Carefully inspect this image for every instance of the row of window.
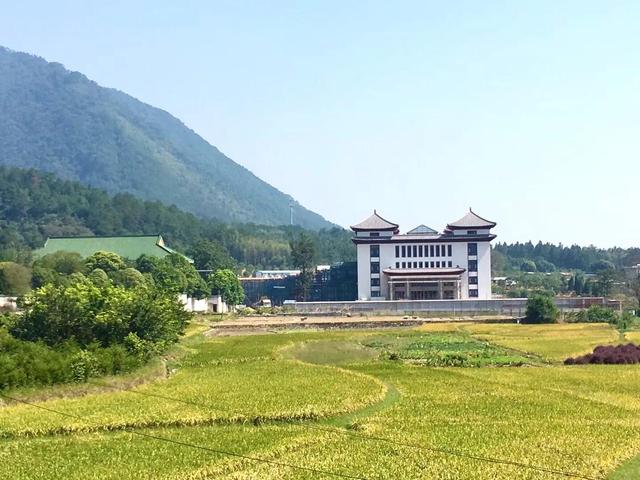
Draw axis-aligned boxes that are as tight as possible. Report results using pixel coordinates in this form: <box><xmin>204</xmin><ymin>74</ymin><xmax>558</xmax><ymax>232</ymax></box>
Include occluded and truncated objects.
<box><xmin>394</xmin><ymin>244</ymin><xmax>452</xmax><ymax>258</ymax></box>
<box><xmin>370</xmin><ymin>243</ymin><xmax>479</xmax><ymax>258</ymax></box>
<box><xmin>395</xmin><ymin>261</ymin><xmax>454</xmax><ymax>269</ymax></box>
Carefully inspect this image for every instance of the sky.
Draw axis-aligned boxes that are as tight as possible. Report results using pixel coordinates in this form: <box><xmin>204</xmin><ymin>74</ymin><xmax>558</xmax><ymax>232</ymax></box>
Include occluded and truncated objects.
<box><xmin>2</xmin><ymin>1</ymin><xmax>639</xmax><ymax>247</ymax></box>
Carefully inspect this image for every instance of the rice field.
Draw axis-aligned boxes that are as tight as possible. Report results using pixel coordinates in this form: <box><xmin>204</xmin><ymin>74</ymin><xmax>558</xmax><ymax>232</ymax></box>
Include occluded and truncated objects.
<box><xmin>2</xmin><ymin>322</ymin><xmax>640</xmax><ymax>479</ymax></box>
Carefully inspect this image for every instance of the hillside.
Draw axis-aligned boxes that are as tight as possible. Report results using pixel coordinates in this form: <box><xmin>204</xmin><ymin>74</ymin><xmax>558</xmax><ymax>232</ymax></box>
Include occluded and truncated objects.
<box><xmin>0</xmin><ymin>166</ymin><xmax>354</xmax><ymax>270</ymax></box>
<box><xmin>0</xmin><ymin>47</ymin><xmax>332</xmax><ymax>229</ymax></box>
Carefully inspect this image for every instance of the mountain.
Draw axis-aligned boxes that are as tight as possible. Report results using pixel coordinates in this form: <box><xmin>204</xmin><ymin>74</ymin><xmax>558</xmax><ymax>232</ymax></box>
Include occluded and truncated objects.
<box><xmin>0</xmin><ymin>47</ymin><xmax>333</xmax><ymax>229</ymax></box>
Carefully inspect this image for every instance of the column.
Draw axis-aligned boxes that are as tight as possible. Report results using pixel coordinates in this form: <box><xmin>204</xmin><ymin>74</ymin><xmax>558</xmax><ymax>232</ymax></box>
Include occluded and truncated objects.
<box><xmin>406</xmin><ymin>281</ymin><xmax>410</xmax><ymax>300</ymax></box>
<box><xmin>438</xmin><ymin>281</ymin><xmax>444</xmax><ymax>300</ymax></box>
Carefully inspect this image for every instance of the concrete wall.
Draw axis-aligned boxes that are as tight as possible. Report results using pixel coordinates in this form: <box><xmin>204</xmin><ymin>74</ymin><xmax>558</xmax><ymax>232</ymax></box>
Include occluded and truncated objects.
<box><xmin>293</xmin><ymin>297</ymin><xmax>613</xmax><ymax>315</ymax></box>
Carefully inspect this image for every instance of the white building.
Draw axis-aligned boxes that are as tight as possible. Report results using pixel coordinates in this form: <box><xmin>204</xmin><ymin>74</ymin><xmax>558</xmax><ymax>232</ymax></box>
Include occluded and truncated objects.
<box><xmin>352</xmin><ymin>209</ymin><xmax>496</xmax><ymax>301</ymax></box>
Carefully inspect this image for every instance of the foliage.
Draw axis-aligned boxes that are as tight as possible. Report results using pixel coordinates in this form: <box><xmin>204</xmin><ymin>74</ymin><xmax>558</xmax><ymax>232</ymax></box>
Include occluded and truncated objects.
<box><xmin>0</xmin><ymin>262</ymin><xmax>31</xmax><ymax>295</ymax></box>
<box><xmin>0</xmin><ymin>329</ymin><xmax>141</xmax><ymax>390</ymax></box>
<box><xmin>12</xmin><ymin>277</ymin><xmax>190</xmax><ymax>349</ymax></box>
<box><xmin>520</xmin><ymin>259</ymin><xmax>537</xmax><ymax>272</ymax></box>
<box><xmin>84</xmin><ymin>251</ymin><xmax>127</xmax><ymax>273</ymax></box>
<box><xmin>524</xmin><ymin>294</ymin><xmax>559</xmax><ymax>324</ymax></box>
<box><xmin>565</xmin><ymin>343</ymin><xmax>640</xmax><ymax>365</ymax></box>
<box><xmin>0</xmin><ymin>165</ymin><xmax>353</xmax><ymax>271</ymax></box>
<box><xmin>290</xmin><ymin>233</ymin><xmax>316</xmax><ymax>301</ymax></box>
<box><xmin>208</xmin><ymin>269</ymin><xmax>244</xmax><ymax>306</ymax></box>
<box><xmin>186</xmin><ymin>239</ymin><xmax>235</xmax><ymax>271</ymax></box>
<box><xmin>571</xmin><ymin>305</ymin><xmax>619</xmax><ymax>324</ymax></box>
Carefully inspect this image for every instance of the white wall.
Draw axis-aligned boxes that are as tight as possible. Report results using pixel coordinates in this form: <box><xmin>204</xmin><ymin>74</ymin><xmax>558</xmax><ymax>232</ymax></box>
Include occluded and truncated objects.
<box><xmin>477</xmin><ymin>242</ymin><xmax>492</xmax><ymax>299</ymax></box>
<box><xmin>356</xmin><ymin>244</ymin><xmax>371</xmax><ymax>300</ymax></box>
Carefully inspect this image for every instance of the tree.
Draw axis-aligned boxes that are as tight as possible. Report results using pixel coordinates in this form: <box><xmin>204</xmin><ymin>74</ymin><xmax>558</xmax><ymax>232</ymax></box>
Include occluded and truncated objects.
<box><xmin>163</xmin><ymin>254</ymin><xmax>209</xmax><ymax>298</ymax></box>
<box><xmin>34</xmin><ymin>251</ymin><xmax>84</xmax><ymax>275</ymax></box>
<box><xmin>85</xmin><ymin>251</ymin><xmax>126</xmax><ymax>273</ymax></box>
<box><xmin>590</xmin><ymin>260</ymin><xmax>615</xmax><ymax>274</ymax></box>
<box><xmin>208</xmin><ymin>269</ymin><xmax>244</xmax><ymax>306</ymax></box>
<box><xmin>520</xmin><ymin>260</ymin><xmax>537</xmax><ymax>272</ymax></box>
<box><xmin>524</xmin><ymin>294</ymin><xmax>558</xmax><ymax>324</ymax></box>
<box><xmin>595</xmin><ymin>268</ymin><xmax>616</xmax><ymax>297</ymax></box>
<box><xmin>290</xmin><ymin>233</ymin><xmax>316</xmax><ymax>301</ymax></box>
<box><xmin>0</xmin><ymin>262</ymin><xmax>31</xmax><ymax>295</ymax></box>
<box><xmin>187</xmin><ymin>240</ymin><xmax>235</xmax><ymax>271</ymax></box>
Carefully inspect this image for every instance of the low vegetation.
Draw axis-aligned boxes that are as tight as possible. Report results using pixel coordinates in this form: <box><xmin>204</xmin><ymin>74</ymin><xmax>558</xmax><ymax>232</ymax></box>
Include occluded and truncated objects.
<box><xmin>565</xmin><ymin>343</ymin><xmax>640</xmax><ymax>365</ymax></box>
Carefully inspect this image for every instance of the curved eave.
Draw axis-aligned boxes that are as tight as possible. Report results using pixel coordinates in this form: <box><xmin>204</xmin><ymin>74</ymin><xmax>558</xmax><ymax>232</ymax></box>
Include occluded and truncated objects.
<box><xmin>445</xmin><ymin>222</ymin><xmax>497</xmax><ymax>231</ymax></box>
<box><xmin>352</xmin><ymin>234</ymin><xmax>497</xmax><ymax>244</ymax></box>
<box><xmin>350</xmin><ymin>226</ymin><xmax>399</xmax><ymax>232</ymax></box>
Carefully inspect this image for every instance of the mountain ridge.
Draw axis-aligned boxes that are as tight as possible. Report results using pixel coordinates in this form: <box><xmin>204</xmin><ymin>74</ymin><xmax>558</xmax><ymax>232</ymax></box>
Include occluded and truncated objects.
<box><xmin>0</xmin><ymin>46</ymin><xmax>333</xmax><ymax>229</ymax></box>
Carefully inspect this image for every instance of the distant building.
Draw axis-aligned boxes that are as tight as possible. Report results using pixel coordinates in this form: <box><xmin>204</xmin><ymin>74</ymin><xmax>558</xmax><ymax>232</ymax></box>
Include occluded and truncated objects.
<box><xmin>36</xmin><ymin>234</ymin><xmax>191</xmax><ymax>262</ymax></box>
<box><xmin>352</xmin><ymin>209</ymin><xmax>496</xmax><ymax>301</ymax></box>
<box><xmin>255</xmin><ymin>270</ymin><xmax>301</xmax><ymax>279</ymax></box>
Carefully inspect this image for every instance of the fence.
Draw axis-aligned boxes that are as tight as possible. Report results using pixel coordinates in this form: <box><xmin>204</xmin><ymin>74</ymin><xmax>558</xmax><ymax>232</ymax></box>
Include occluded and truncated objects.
<box><xmin>292</xmin><ymin>297</ymin><xmax>618</xmax><ymax>315</ymax></box>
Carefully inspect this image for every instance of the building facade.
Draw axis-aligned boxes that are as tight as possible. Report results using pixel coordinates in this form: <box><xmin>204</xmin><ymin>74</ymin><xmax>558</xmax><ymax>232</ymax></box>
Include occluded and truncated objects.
<box><xmin>351</xmin><ymin>210</ymin><xmax>496</xmax><ymax>301</ymax></box>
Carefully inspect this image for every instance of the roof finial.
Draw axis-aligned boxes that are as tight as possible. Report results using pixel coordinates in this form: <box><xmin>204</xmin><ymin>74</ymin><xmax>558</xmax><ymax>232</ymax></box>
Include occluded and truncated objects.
<box><xmin>374</xmin><ymin>209</ymin><xmax>377</xmax><ymax>214</ymax></box>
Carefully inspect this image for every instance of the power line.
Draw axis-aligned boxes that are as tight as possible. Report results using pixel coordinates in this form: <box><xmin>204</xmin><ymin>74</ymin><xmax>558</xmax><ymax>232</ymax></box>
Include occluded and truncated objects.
<box><xmin>0</xmin><ymin>391</ymin><xmax>371</xmax><ymax>480</ymax></box>
<box><xmin>82</xmin><ymin>380</ymin><xmax>601</xmax><ymax>480</ymax></box>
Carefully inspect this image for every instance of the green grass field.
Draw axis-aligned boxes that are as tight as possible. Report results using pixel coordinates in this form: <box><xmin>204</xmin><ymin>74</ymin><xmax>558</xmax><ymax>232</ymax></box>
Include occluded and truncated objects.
<box><xmin>2</xmin><ymin>322</ymin><xmax>640</xmax><ymax>479</ymax></box>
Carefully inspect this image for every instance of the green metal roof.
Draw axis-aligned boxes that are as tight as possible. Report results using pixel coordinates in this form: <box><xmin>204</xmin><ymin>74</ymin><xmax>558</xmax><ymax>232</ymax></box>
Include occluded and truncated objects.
<box><xmin>36</xmin><ymin>235</ymin><xmax>186</xmax><ymax>261</ymax></box>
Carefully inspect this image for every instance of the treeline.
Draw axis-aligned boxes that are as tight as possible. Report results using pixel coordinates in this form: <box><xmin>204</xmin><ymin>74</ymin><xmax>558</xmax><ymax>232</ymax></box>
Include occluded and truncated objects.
<box><xmin>494</xmin><ymin>241</ymin><xmax>640</xmax><ymax>274</ymax></box>
<box><xmin>0</xmin><ymin>166</ymin><xmax>354</xmax><ymax>270</ymax></box>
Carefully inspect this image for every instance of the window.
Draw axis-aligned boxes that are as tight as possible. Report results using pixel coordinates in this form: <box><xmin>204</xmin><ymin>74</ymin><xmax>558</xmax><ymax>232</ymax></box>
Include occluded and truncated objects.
<box><xmin>370</xmin><ymin>262</ymin><xmax>380</xmax><ymax>274</ymax></box>
<box><xmin>413</xmin><ymin>245</ymin><xmax>417</xmax><ymax>257</ymax></box>
<box><xmin>435</xmin><ymin>245</ymin><xmax>440</xmax><ymax>257</ymax></box>
<box><xmin>430</xmin><ymin>261</ymin><xmax>434</xmax><ymax>268</ymax></box>
<box><xmin>371</xmin><ymin>290</ymin><xmax>382</xmax><ymax>297</ymax></box>
<box><xmin>436</xmin><ymin>261</ymin><xmax>441</xmax><ymax>268</ymax></box>
<box><xmin>401</xmin><ymin>246</ymin><xmax>406</xmax><ymax>257</ymax></box>
<box><xmin>395</xmin><ymin>245</ymin><xmax>400</xmax><ymax>257</ymax></box>
<box><xmin>467</xmin><ymin>230</ymin><xmax>477</xmax><ymax>235</ymax></box>
<box><xmin>468</xmin><ymin>243</ymin><xmax>478</xmax><ymax>256</ymax></box>
<box><xmin>402</xmin><ymin>262</ymin><xmax>406</xmax><ymax>268</ymax></box>
<box><xmin>447</xmin><ymin>245</ymin><xmax>452</xmax><ymax>256</ymax></box>
<box><xmin>469</xmin><ymin>260</ymin><xmax>478</xmax><ymax>272</ymax></box>
<box><xmin>371</xmin><ymin>277</ymin><xmax>380</xmax><ymax>287</ymax></box>
<box><xmin>469</xmin><ymin>289</ymin><xmax>479</xmax><ymax>298</ymax></box>
<box><xmin>407</xmin><ymin>245</ymin><xmax>412</xmax><ymax>258</ymax></box>
<box><xmin>419</xmin><ymin>261</ymin><xmax>423</xmax><ymax>268</ymax></box>
<box><xmin>448</xmin><ymin>261</ymin><xmax>452</xmax><ymax>267</ymax></box>
<box><xmin>419</xmin><ymin>245</ymin><xmax>423</xmax><ymax>257</ymax></box>
<box><xmin>430</xmin><ymin>245</ymin><xmax>434</xmax><ymax>257</ymax></box>
<box><xmin>413</xmin><ymin>262</ymin><xmax>418</xmax><ymax>268</ymax></box>
<box><xmin>370</xmin><ymin>232</ymin><xmax>380</xmax><ymax>237</ymax></box>
<box><xmin>469</xmin><ymin>276</ymin><xmax>478</xmax><ymax>285</ymax></box>
<box><xmin>370</xmin><ymin>245</ymin><xmax>380</xmax><ymax>257</ymax></box>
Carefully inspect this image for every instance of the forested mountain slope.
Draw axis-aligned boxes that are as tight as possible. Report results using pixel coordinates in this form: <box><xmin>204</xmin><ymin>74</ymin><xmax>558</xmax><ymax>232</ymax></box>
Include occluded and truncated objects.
<box><xmin>0</xmin><ymin>46</ymin><xmax>332</xmax><ymax>229</ymax></box>
<box><xmin>0</xmin><ymin>166</ymin><xmax>354</xmax><ymax>269</ymax></box>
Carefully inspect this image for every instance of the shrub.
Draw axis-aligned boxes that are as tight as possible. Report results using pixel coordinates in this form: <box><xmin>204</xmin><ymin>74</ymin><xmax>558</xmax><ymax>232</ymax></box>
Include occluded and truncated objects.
<box><xmin>565</xmin><ymin>343</ymin><xmax>640</xmax><ymax>365</ymax></box>
<box><xmin>524</xmin><ymin>294</ymin><xmax>558</xmax><ymax>324</ymax></box>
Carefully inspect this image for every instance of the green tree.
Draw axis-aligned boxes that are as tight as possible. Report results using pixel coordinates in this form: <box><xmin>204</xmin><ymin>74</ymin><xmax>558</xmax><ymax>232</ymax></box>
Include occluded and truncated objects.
<box><xmin>590</xmin><ymin>260</ymin><xmax>615</xmax><ymax>273</ymax></box>
<box><xmin>88</xmin><ymin>268</ymin><xmax>111</xmax><ymax>288</ymax></box>
<box><xmin>0</xmin><ymin>262</ymin><xmax>32</xmax><ymax>295</ymax></box>
<box><xmin>595</xmin><ymin>268</ymin><xmax>616</xmax><ymax>297</ymax></box>
<box><xmin>85</xmin><ymin>251</ymin><xmax>126</xmax><ymax>274</ymax></box>
<box><xmin>290</xmin><ymin>233</ymin><xmax>316</xmax><ymax>301</ymax></box>
<box><xmin>163</xmin><ymin>254</ymin><xmax>209</xmax><ymax>298</ymax></box>
<box><xmin>520</xmin><ymin>260</ymin><xmax>537</xmax><ymax>272</ymax></box>
<box><xmin>187</xmin><ymin>240</ymin><xmax>235</xmax><ymax>271</ymax></box>
<box><xmin>524</xmin><ymin>294</ymin><xmax>558</xmax><ymax>324</ymax></box>
<box><xmin>208</xmin><ymin>269</ymin><xmax>244</xmax><ymax>306</ymax></box>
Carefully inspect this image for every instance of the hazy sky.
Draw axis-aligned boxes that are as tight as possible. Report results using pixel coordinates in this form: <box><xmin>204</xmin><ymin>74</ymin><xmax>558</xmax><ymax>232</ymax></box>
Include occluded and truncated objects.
<box><xmin>2</xmin><ymin>1</ymin><xmax>639</xmax><ymax>247</ymax></box>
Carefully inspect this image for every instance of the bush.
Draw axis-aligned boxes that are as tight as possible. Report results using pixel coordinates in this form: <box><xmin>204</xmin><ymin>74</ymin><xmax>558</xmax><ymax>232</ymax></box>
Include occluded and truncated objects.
<box><xmin>565</xmin><ymin>343</ymin><xmax>640</xmax><ymax>365</ymax></box>
<box><xmin>524</xmin><ymin>294</ymin><xmax>558</xmax><ymax>324</ymax></box>
<box><xmin>13</xmin><ymin>277</ymin><xmax>191</xmax><ymax>348</ymax></box>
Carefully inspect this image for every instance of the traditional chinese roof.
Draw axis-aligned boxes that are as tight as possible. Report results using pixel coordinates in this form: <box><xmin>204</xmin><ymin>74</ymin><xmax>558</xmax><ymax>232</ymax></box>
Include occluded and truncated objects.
<box><xmin>351</xmin><ymin>210</ymin><xmax>399</xmax><ymax>231</ymax></box>
<box><xmin>446</xmin><ymin>209</ymin><xmax>496</xmax><ymax>231</ymax></box>
<box><xmin>406</xmin><ymin>224</ymin><xmax>439</xmax><ymax>235</ymax></box>
<box><xmin>36</xmin><ymin>234</ymin><xmax>192</xmax><ymax>262</ymax></box>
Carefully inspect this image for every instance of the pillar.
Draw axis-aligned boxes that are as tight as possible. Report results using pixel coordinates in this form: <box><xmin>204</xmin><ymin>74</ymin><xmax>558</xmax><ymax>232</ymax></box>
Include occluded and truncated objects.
<box><xmin>438</xmin><ymin>281</ymin><xmax>444</xmax><ymax>300</ymax></box>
